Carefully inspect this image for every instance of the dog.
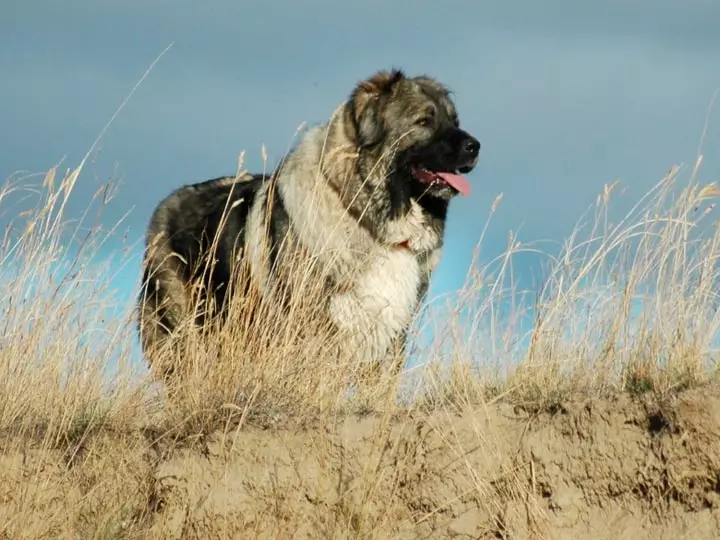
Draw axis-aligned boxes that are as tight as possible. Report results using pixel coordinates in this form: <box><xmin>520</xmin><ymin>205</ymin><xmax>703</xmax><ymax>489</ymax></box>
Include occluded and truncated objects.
<box><xmin>137</xmin><ymin>68</ymin><xmax>481</xmax><ymax>380</ymax></box>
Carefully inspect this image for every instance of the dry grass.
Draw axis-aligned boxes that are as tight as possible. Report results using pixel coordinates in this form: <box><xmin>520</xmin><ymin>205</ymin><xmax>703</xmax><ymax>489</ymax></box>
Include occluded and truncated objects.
<box><xmin>1</xmin><ymin>146</ymin><xmax>719</xmax><ymax>538</ymax></box>
<box><xmin>419</xmin><ymin>159</ymin><xmax>720</xmax><ymax>410</ymax></box>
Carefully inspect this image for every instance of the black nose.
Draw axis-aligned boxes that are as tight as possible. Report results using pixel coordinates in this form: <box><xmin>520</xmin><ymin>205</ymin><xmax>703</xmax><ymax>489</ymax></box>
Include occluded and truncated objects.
<box><xmin>462</xmin><ymin>137</ymin><xmax>480</xmax><ymax>156</ymax></box>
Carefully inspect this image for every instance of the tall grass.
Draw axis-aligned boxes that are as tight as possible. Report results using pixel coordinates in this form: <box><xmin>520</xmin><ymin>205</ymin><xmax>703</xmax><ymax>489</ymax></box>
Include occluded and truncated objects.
<box><xmin>0</xmin><ymin>148</ymin><xmax>718</xmax><ymax>537</ymax></box>
<box><xmin>419</xmin><ymin>157</ymin><xmax>720</xmax><ymax>409</ymax></box>
<box><xmin>2</xmin><ymin>152</ymin><xmax>720</xmax><ymax>431</ymax></box>
<box><xmin>0</xmin><ymin>166</ymin><xmax>145</xmax><ymax>444</ymax></box>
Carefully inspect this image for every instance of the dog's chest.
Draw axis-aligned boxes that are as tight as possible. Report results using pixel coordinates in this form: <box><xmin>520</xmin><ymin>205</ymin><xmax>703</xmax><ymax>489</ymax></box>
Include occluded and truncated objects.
<box><xmin>359</xmin><ymin>247</ymin><xmax>421</xmax><ymax>325</ymax></box>
<box><xmin>329</xmin><ymin>197</ymin><xmax>444</xmax><ymax>359</ymax></box>
<box><xmin>329</xmin><ymin>245</ymin><xmax>422</xmax><ymax>360</ymax></box>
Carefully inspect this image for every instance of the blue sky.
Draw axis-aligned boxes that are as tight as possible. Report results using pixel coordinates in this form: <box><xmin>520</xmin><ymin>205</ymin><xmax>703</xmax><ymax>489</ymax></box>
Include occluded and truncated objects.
<box><xmin>2</xmin><ymin>1</ymin><xmax>720</xmax><ymax>368</ymax></box>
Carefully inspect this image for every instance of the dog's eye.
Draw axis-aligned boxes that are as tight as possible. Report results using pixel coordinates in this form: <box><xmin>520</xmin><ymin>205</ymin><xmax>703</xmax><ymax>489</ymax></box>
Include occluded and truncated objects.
<box><xmin>415</xmin><ymin>117</ymin><xmax>432</xmax><ymax>127</ymax></box>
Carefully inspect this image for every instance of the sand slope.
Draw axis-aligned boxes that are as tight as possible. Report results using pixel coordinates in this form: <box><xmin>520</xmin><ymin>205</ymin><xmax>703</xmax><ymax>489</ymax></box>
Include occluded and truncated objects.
<box><xmin>2</xmin><ymin>385</ymin><xmax>720</xmax><ymax>539</ymax></box>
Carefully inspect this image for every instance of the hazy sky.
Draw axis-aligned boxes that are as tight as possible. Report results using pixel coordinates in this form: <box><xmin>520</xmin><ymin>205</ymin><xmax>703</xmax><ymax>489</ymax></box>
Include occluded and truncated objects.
<box><xmin>2</xmin><ymin>1</ymin><xmax>720</xmax><ymax>363</ymax></box>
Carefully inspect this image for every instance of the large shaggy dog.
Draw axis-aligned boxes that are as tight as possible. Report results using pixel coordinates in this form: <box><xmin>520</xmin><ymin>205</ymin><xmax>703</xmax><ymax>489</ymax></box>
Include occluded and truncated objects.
<box><xmin>137</xmin><ymin>69</ymin><xmax>481</xmax><ymax>379</ymax></box>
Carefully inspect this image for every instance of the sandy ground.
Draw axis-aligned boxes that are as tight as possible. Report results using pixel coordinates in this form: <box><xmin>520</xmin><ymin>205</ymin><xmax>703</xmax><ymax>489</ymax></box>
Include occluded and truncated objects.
<box><xmin>2</xmin><ymin>384</ymin><xmax>720</xmax><ymax>539</ymax></box>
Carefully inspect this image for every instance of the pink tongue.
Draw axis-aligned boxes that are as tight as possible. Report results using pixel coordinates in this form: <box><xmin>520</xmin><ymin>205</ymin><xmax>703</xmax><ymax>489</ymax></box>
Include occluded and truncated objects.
<box><xmin>436</xmin><ymin>172</ymin><xmax>471</xmax><ymax>196</ymax></box>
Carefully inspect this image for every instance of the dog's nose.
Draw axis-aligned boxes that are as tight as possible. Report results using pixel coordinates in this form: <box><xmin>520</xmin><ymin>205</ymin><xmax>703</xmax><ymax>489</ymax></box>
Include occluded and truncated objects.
<box><xmin>462</xmin><ymin>137</ymin><xmax>480</xmax><ymax>156</ymax></box>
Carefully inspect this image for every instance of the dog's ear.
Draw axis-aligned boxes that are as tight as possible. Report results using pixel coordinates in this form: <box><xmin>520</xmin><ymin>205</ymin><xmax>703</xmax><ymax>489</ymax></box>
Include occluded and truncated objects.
<box><xmin>346</xmin><ymin>69</ymin><xmax>405</xmax><ymax>148</ymax></box>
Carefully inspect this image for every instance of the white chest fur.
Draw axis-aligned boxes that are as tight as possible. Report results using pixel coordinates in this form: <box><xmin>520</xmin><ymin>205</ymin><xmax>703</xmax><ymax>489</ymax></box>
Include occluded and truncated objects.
<box><xmin>329</xmin><ymin>245</ymin><xmax>422</xmax><ymax>363</ymax></box>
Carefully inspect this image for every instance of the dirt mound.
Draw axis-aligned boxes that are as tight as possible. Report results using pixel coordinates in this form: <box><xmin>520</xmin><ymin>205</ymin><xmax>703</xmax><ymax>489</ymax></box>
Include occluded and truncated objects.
<box><xmin>3</xmin><ymin>385</ymin><xmax>720</xmax><ymax>539</ymax></box>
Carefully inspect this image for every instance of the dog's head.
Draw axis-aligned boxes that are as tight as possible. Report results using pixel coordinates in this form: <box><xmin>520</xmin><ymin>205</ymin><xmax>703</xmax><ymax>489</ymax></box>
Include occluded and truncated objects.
<box><xmin>345</xmin><ymin>69</ymin><xmax>480</xmax><ymax>200</ymax></box>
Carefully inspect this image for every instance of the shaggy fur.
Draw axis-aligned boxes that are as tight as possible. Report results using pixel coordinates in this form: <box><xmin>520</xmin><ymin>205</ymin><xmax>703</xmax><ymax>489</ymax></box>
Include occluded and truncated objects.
<box><xmin>137</xmin><ymin>69</ymin><xmax>481</xmax><ymax>379</ymax></box>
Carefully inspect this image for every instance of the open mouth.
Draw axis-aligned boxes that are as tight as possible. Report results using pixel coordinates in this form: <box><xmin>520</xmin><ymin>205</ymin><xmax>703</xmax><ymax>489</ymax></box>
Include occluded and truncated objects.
<box><xmin>411</xmin><ymin>166</ymin><xmax>472</xmax><ymax>196</ymax></box>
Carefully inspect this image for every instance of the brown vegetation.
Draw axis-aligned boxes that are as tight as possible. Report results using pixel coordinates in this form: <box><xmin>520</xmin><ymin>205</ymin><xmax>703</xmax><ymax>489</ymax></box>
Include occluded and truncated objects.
<box><xmin>1</xmin><ymin>154</ymin><xmax>719</xmax><ymax>539</ymax></box>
